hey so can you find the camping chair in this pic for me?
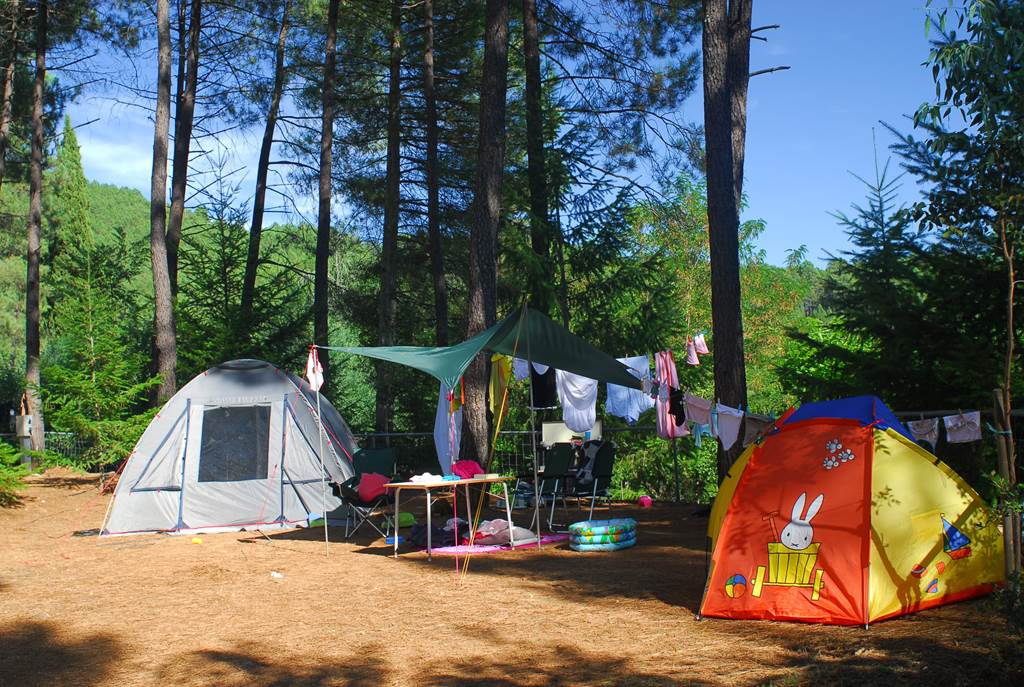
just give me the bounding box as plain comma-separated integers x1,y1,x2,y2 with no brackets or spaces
570,441,616,520
335,447,397,539
526,443,574,531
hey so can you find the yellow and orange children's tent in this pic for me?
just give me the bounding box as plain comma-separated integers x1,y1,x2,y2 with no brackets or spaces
699,396,1004,626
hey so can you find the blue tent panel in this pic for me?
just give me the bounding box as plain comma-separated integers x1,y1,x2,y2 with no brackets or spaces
782,395,914,441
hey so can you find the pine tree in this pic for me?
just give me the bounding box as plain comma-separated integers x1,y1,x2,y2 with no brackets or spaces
46,117,90,282
43,117,157,468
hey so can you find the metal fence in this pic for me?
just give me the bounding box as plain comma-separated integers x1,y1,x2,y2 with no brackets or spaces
355,429,542,478
0,432,91,462
353,424,712,503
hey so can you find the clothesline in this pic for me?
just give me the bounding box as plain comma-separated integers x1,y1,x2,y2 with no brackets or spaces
893,409,1024,418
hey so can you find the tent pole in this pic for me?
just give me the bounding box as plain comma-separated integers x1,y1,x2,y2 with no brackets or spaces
526,325,541,548
317,386,329,556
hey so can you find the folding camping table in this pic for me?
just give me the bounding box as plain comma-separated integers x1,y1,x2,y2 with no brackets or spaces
384,476,516,560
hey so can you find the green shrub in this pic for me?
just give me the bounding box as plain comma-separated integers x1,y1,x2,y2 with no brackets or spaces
0,442,30,506
611,432,718,503
991,571,1024,636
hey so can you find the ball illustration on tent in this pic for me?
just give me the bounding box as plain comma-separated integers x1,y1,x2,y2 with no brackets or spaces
725,574,747,598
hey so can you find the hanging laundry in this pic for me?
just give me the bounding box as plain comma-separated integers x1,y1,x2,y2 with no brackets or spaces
529,363,557,409
433,382,463,475
685,338,700,365
532,362,549,374
512,357,530,381
715,403,745,451
907,418,940,449
667,389,692,435
684,392,713,426
694,332,710,356
555,370,598,432
691,423,713,447
450,378,464,414
669,388,686,425
742,413,773,447
943,411,982,443
606,355,655,425
655,351,686,439
489,354,513,416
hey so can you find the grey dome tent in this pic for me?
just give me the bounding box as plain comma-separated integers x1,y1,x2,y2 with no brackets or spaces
102,359,358,536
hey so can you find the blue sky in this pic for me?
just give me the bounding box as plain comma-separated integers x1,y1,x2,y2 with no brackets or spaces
68,0,938,267
741,1,936,265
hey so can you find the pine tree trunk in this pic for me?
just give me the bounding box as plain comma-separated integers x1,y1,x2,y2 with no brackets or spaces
175,0,186,108
240,0,290,330
727,0,752,210
0,0,19,198
314,0,340,387
464,0,509,464
703,0,748,482
151,0,177,403
523,0,553,314
375,0,402,434
24,0,46,451
166,0,202,295
422,0,448,346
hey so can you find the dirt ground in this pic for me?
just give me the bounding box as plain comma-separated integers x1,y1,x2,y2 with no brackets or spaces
1,470,1022,687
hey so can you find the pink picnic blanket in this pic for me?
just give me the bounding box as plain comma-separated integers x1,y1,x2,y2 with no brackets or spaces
429,533,570,556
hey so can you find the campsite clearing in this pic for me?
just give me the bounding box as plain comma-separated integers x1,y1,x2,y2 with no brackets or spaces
2,470,1022,687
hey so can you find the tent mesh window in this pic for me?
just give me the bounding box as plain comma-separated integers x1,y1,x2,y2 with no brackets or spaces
198,405,271,482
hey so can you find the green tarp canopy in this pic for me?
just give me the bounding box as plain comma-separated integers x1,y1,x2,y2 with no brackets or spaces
329,307,641,390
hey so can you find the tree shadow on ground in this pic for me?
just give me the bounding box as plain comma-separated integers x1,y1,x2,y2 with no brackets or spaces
154,641,389,687
420,643,713,687
23,473,98,490
0,620,122,687
0,490,26,508
703,606,1024,685
155,640,709,687
388,504,710,610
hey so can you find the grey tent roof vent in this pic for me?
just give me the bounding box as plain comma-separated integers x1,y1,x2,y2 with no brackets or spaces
216,359,272,371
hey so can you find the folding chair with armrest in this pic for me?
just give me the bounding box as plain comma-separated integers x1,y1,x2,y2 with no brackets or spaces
571,441,616,520
334,447,396,539
525,442,574,531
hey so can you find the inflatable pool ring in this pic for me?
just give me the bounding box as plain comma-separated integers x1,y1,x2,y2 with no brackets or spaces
568,518,637,538
570,536,636,552
570,530,636,545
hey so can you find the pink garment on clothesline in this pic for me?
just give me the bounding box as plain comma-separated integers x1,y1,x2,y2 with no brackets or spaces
655,351,686,439
686,339,700,365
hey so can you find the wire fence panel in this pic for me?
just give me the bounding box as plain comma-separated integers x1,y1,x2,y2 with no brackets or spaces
0,432,91,463
353,426,716,503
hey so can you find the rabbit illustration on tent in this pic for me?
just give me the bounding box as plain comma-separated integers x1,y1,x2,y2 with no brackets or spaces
751,492,827,601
